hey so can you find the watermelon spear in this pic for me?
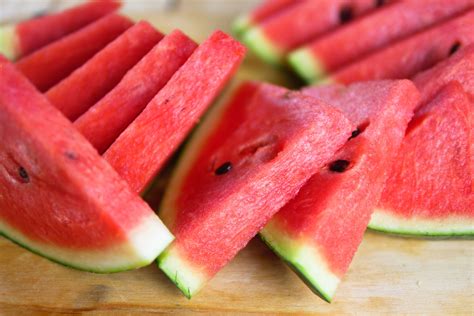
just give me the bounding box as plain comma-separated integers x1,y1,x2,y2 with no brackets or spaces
0,0,120,60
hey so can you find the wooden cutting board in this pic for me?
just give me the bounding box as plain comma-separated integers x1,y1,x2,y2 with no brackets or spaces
1,2,473,314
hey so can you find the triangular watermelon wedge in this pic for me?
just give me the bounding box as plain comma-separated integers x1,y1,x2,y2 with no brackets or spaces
369,85,473,236
157,82,353,298
0,56,173,272
260,80,420,301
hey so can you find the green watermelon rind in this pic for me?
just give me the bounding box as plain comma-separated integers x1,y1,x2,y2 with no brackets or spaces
287,48,326,84
242,27,285,66
232,15,253,38
260,223,341,302
0,214,174,273
0,25,19,60
369,208,474,237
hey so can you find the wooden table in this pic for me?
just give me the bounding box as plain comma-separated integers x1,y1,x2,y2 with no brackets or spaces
1,2,473,314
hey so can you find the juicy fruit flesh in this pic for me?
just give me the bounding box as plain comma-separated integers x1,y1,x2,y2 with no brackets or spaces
371,82,473,235
159,82,353,297
0,55,173,271
262,80,420,301
75,29,197,154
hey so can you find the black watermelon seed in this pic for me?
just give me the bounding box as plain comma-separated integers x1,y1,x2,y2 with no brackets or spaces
375,0,385,7
329,160,351,173
339,6,354,24
215,162,232,175
348,128,361,140
449,41,461,56
18,167,30,183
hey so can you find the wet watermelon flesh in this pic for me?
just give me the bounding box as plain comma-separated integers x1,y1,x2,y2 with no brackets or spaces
261,80,420,301
16,14,133,92
46,21,163,121
370,82,474,235
75,29,197,154
291,0,473,80
244,0,379,58
158,82,353,297
413,44,474,106
15,0,121,59
0,58,172,270
103,30,245,194
329,10,474,84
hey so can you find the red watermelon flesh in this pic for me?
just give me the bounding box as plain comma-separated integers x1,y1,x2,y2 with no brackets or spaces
75,29,197,154
328,10,474,84
370,82,474,236
103,30,245,194
260,80,420,301
157,82,353,298
289,0,474,82
413,44,474,106
0,57,173,272
0,0,120,60
242,0,381,64
46,21,163,121
15,14,133,92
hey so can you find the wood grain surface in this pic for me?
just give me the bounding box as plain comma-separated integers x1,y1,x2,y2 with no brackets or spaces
1,2,473,315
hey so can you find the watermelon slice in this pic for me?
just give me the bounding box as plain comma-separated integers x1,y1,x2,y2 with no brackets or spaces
289,0,474,83
0,0,120,60
75,29,197,154
46,21,163,121
369,87,473,236
0,56,173,272
157,82,353,298
103,30,245,194
233,0,299,36
15,13,133,92
327,10,474,84
242,0,380,65
413,44,474,105
260,80,420,301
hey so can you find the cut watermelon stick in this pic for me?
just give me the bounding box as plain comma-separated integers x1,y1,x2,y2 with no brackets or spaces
46,21,163,121
261,80,420,302
327,10,474,84
0,57,173,272
158,82,353,298
242,0,380,65
412,44,474,105
75,30,197,154
233,0,299,36
0,0,120,61
289,0,474,83
103,31,245,194
15,14,133,92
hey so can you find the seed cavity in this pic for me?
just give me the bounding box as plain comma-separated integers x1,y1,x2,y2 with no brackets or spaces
339,6,354,24
215,161,232,175
348,128,361,140
449,41,461,56
18,167,30,183
329,160,351,173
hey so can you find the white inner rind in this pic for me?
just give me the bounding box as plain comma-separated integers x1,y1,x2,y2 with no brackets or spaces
287,48,326,84
242,27,284,65
369,208,474,236
158,245,208,298
261,222,340,302
0,214,174,272
0,25,19,60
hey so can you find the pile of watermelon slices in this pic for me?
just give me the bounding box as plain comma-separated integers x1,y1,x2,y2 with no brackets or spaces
235,0,474,83
0,0,472,304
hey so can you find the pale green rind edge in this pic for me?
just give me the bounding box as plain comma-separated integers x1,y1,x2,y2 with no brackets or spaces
0,214,174,273
287,48,327,84
0,25,19,60
242,27,284,66
157,246,208,299
368,208,474,238
260,223,341,302
232,15,253,38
